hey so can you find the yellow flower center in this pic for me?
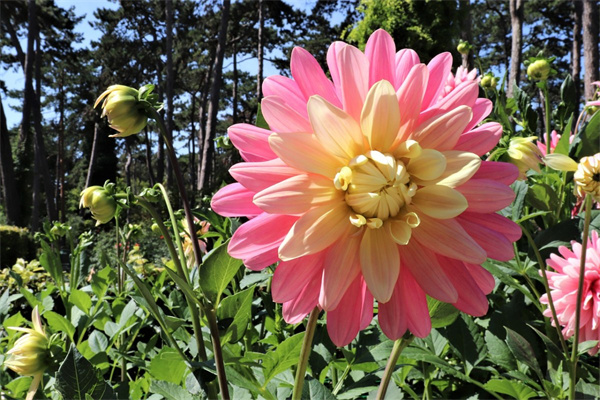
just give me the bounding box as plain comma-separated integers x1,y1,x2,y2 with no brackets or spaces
334,150,418,228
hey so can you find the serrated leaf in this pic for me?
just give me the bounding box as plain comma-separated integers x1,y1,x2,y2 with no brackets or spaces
217,286,254,343
55,344,117,400
484,331,516,371
511,180,528,221
200,240,243,305
504,327,543,380
44,310,75,341
262,332,305,385
300,378,337,400
484,379,537,400
149,380,195,400
442,314,486,375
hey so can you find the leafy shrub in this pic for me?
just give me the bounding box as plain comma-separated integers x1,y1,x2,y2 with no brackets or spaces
0,225,36,268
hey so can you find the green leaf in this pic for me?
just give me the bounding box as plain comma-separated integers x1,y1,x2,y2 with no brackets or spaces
526,183,558,212
577,340,599,355
149,380,195,400
484,331,517,371
511,180,528,221
301,377,337,400
39,239,63,285
484,379,537,400
44,310,76,341
88,330,109,353
217,286,254,343
199,240,243,305
504,327,543,380
91,267,115,299
573,110,600,158
20,287,42,308
5,376,32,398
118,299,137,328
262,332,305,385
3,311,26,339
0,289,10,315
442,314,486,375
554,115,572,155
149,347,189,385
427,297,459,328
55,344,117,400
70,289,92,314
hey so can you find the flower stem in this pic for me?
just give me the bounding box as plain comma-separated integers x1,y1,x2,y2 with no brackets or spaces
206,307,230,400
292,307,320,400
520,224,569,354
569,194,593,400
542,83,552,156
376,335,414,400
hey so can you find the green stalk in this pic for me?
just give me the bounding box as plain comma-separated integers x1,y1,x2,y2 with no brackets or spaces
521,225,569,354
569,194,593,400
512,242,544,313
542,83,552,156
376,335,414,400
292,307,320,400
148,108,227,397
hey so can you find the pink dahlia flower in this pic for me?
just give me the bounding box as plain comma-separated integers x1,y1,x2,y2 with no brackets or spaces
541,231,600,355
441,65,479,99
212,29,521,346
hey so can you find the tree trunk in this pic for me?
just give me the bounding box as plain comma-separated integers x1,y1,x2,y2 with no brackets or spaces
583,0,599,101
0,97,20,225
233,42,238,123
32,34,57,229
154,32,165,184
199,0,230,194
165,0,175,188
508,0,523,97
459,0,473,69
85,123,100,188
56,71,66,222
573,0,583,119
256,0,264,102
190,92,197,198
20,0,36,151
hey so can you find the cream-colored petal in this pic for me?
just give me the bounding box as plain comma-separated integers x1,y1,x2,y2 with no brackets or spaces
253,174,343,214
279,202,352,260
360,226,400,302
410,105,472,151
543,153,578,172
412,185,468,219
407,149,446,181
308,96,364,161
269,132,345,178
429,151,482,187
386,219,412,245
360,80,401,153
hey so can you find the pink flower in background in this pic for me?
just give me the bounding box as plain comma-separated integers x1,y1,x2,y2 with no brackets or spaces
442,66,479,99
586,81,600,107
212,29,521,346
541,231,600,355
537,130,560,154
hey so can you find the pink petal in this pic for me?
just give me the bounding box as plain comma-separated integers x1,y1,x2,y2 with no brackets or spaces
261,95,312,133
453,122,502,156
458,216,515,261
437,256,489,316
359,285,374,330
326,41,347,98
291,47,342,108
282,276,321,324
229,159,301,192
211,183,263,217
463,262,496,294
471,160,519,185
422,52,452,109
404,269,432,338
229,213,298,270
365,29,396,87
464,98,493,132
459,212,522,242
456,179,516,213
410,105,472,151
411,211,487,264
326,276,369,346
262,76,308,119
402,240,458,303
320,232,361,311
395,49,420,88
272,252,324,303
228,123,277,162
336,44,370,122
434,81,479,112
395,64,428,144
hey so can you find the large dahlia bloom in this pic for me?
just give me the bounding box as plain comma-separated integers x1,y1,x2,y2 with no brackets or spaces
212,29,521,346
541,231,600,355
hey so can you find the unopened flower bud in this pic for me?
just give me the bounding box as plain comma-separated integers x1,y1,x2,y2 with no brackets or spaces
507,137,543,179
79,185,117,226
457,41,471,55
5,307,49,377
94,85,160,137
151,222,162,235
527,59,552,81
480,74,497,89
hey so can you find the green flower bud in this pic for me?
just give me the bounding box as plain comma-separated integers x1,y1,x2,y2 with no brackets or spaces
457,41,471,55
151,222,162,235
79,186,117,226
95,85,148,137
527,59,551,81
506,136,544,179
